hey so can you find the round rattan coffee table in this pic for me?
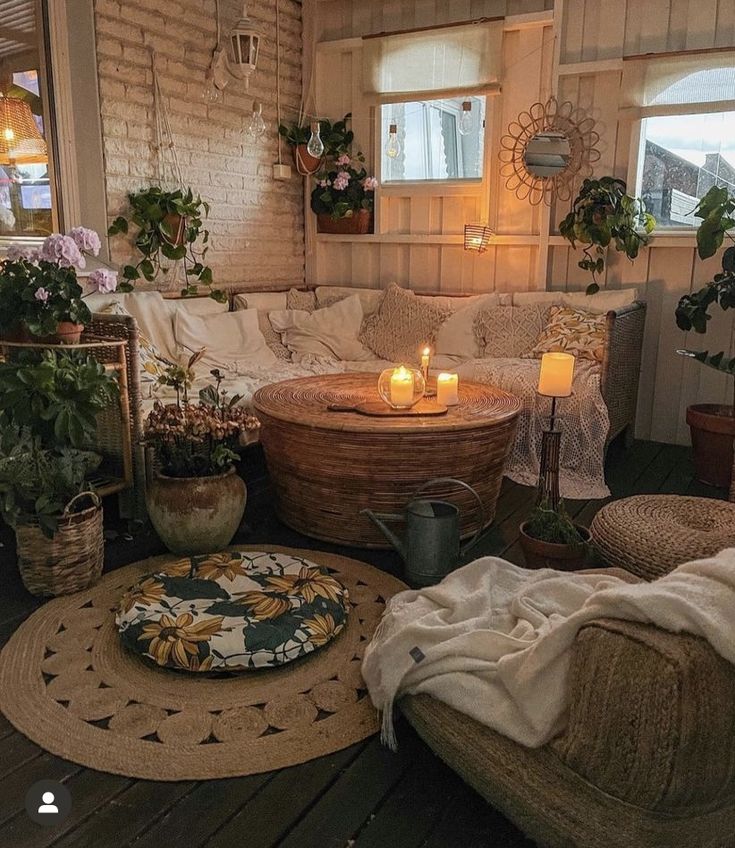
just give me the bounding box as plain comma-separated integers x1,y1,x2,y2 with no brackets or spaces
253,373,521,548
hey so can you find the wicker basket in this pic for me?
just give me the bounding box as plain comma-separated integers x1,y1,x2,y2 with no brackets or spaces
15,492,104,597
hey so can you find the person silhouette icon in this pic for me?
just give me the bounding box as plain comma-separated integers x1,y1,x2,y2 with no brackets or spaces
37,792,59,815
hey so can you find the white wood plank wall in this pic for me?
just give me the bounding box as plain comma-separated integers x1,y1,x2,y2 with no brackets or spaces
309,0,735,443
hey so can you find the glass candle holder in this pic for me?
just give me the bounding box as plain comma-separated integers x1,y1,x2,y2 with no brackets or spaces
378,365,426,409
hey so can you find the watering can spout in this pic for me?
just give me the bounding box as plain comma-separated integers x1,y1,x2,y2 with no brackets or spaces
361,509,407,561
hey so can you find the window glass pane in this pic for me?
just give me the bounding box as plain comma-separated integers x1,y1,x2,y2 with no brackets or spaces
638,111,735,227
0,1,56,240
381,97,485,183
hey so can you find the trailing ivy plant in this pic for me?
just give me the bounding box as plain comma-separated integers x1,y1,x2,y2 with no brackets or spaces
107,186,226,303
559,177,656,295
278,113,354,157
675,185,735,407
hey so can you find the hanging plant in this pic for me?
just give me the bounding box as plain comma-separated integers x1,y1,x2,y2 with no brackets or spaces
559,177,656,294
107,186,226,302
278,113,354,158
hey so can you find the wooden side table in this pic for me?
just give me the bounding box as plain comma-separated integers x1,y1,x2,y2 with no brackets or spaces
254,373,521,548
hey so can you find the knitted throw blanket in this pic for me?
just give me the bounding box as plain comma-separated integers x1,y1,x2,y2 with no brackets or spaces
362,550,735,749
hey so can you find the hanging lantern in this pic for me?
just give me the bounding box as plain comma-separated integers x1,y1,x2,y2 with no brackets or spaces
0,95,47,165
229,3,262,88
463,223,493,254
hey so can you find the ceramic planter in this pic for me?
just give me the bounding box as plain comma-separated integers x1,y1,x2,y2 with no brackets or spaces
294,144,323,176
519,522,591,571
146,466,247,555
54,322,85,345
162,212,186,247
686,404,735,488
316,209,373,235
1,321,84,345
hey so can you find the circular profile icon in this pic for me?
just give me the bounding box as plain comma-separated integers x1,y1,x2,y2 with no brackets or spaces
25,780,72,826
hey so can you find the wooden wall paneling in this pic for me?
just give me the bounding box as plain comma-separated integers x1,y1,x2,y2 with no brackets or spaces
716,0,735,46
560,0,585,63
493,246,537,289
579,0,600,61
591,0,626,60
408,244,442,290
685,0,719,49
412,0,438,28
638,0,674,54
666,0,690,52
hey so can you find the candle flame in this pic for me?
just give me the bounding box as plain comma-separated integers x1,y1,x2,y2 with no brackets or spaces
422,346,430,356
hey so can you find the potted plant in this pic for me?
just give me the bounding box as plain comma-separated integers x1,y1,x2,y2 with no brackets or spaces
278,113,354,176
519,500,590,570
144,356,260,554
0,228,115,344
559,177,656,294
0,425,104,596
675,185,735,487
311,154,378,234
107,186,226,302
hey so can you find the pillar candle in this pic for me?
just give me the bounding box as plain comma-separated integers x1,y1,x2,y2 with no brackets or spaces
537,352,575,397
390,366,414,406
436,372,459,406
420,346,431,379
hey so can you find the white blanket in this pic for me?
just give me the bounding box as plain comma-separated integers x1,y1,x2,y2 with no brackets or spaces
362,550,735,749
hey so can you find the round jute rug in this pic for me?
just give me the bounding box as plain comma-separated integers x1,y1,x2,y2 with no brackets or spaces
0,546,406,781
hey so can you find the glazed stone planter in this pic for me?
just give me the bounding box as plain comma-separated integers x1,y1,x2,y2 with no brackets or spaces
146,466,246,555
519,522,591,571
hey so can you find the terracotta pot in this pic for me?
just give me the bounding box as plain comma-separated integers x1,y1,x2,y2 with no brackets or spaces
146,466,247,555
686,404,735,488
519,522,591,571
162,212,186,247
54,322,85,345
317,209,373,235
294,144,323,176
1,321,84,345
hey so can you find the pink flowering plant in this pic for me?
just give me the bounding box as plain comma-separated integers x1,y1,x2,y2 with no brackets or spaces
0,228,117,338
310,151,377,221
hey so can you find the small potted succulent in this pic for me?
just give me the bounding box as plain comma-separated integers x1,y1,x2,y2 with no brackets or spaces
559,177,656,294
107,186,226,302
519,499,590,570
311,152,378,234
0,228,116,344
144,354,260,555
278,113,354,176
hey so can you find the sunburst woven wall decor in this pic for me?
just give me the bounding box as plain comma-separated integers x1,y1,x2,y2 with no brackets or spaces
499,98,600,206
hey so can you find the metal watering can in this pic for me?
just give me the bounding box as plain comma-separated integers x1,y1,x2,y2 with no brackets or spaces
362,478,486,586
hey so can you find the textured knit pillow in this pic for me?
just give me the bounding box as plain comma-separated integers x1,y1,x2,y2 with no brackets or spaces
101,302,173,382
258,311,292,361
286,288,317,312
526,305,607,362
474,304,549,358
359,283,450,363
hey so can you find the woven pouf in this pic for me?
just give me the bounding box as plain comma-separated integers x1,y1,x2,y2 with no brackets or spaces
591,495,735,580
116,550,350,671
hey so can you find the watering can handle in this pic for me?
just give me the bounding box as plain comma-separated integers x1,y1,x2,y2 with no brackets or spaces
412,478,486,557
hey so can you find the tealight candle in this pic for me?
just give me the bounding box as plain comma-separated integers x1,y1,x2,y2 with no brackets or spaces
436,372,459,406
390,365,415,407
420,346,431,381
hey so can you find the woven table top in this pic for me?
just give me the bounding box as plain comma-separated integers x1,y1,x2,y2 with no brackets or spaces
253,373,521,434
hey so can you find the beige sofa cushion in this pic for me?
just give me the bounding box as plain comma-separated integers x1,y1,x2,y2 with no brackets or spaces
233,291,288,312
474,304,549,358
513,289,637,313
286,288,317,312
315,286,384,315
435,293,500,360
359,283,450,364
526,305,607,363
174,308,277,371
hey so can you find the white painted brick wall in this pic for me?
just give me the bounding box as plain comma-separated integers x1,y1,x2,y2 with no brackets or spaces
94,0,305,289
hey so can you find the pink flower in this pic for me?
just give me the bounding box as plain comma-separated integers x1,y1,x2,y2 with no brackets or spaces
362,176,378,191
336,153,351,167
6,245,33,262
333,170,350,191
88,268,118,294
69,227,101,257
40,234,85,269
317,179,331,188
34,286,49,303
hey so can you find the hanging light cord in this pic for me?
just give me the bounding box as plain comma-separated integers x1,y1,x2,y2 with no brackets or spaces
152,51,183,189
276,0,282,164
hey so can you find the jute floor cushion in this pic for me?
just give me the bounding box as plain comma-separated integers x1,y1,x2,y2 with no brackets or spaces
0,546,406,780
116,551,350,672
591,494,735,581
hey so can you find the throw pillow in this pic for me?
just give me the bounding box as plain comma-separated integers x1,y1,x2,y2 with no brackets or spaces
257,310,292,361
435,293,500,360
173,308,277,372
315,286,383,315
526,305,607,362
269,294,373,361
101,302,172,383
474,305,549,358
286,288,317,312
359,283,450,364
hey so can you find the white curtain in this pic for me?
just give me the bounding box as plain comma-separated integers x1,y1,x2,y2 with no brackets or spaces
619,50,735,119
362,21,503,103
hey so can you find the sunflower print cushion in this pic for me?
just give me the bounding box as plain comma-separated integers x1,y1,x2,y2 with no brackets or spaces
115,551,350,672
525,305,607,363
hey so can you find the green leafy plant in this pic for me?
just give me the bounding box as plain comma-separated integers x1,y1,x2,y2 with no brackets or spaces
0,349,119,449
278,113,354,158
675,185,735,406
0,426,101,538
524,499,585,545
310,156,377,221
107,186,226,302
559,177,656,295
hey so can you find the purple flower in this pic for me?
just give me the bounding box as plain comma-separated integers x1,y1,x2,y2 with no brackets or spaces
69,227,101,257
333,170,350,191
6,244,33,262
34,286,50,303
362,176,378,191
40,234,85,269
336,153,351,167
88,268,118,294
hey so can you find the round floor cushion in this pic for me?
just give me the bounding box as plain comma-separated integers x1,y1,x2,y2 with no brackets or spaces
115,551,350,672
591,495,735,580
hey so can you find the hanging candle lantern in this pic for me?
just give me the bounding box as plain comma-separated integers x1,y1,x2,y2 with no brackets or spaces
229,4,262,88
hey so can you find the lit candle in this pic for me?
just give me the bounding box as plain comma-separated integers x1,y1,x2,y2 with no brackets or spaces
420,346,431,381
436,372,459,406
390,365,415,407
537,352,575,398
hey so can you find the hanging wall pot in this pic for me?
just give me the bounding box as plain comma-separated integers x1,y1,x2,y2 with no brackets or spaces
294,144,323,176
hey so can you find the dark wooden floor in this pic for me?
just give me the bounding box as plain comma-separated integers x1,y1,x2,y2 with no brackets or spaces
0,438,724,848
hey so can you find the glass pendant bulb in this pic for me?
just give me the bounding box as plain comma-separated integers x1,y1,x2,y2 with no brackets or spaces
459,101,473,136
306,121,324,158
247,101,267,140
386,123,401,159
